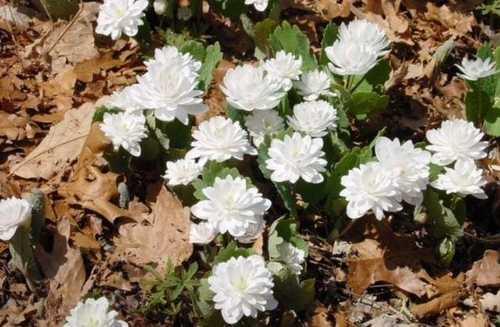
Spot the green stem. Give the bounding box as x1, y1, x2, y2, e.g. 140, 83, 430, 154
350, 75, 366, 93
9, 227, 42, 290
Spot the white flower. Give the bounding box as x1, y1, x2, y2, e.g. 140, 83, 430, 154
325, 40, 379, 76
64, 297, 127, 327
153, 0, 167, 15
263, 51, 303, 91
245, 110, 285, 147
244, 0, 269, 11
164, 159, 204, 186
100, 112, 147, 157
340, 162, 402, 220
266, 132, 327, 184
338, 19, 389, 56
426, 119, 489, 166
0, 197, 32, 241
432, 159, 487, 199
106, 86, 143, 112
287, 100, 337, 138
375, 137, 431, 206
276, 242, 305, 275
294, 69, 333, 101
186, 116, 257, 163
191, 175, 271, 238
221, 64, 285, 112
96, 0, 148, 40
130, 65, 207, 125
144, 46, 201, 77
189, 221, 218, 244
235, 219, 265, 244
456, 57, 497, 81
209, 255, 278, 324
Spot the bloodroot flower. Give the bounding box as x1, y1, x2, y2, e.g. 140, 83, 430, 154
340, 162, 402, 220
426, 119, 488, 166
191, 175, 271, 238
164, 159, 204, 186
186, 116, 257, 163
244, 110, 285, 147
263, 51, 303, 91
456, 57, 497, 81
432, 159, 487, 199
96, 0, 148, 40
375, 137, 431, 206
64, 297, 127, 327
338, 19, 390, 56
100, 112, 147, 157
221, 64, 285, 112
325, 40, 379, 76
0, 197, 32, 241
294, 69, 333, 101
266, 133, 327, 184
209, 255, 278, 324
287, 100, 337, 138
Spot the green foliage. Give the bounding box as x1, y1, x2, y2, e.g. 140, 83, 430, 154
213, 241, 254, 264
479, 0, 500, 16
254, 19, 279, 58
320, 23, 338, 65
356, 60, 391, 94
437, 237, 455, 267
346, 92, 389, 120
269, 22, 317, 71
192, 162, 241, 200
142, 261, 200, 317
464, 45, 500, 136
268, 217, 308, 257
28, 190, 45, 244
273, 267, 315, 312
424, 189, 464, 241
92, 106, 121, 123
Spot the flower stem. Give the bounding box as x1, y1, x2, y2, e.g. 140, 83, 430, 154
9, 227, 42, 291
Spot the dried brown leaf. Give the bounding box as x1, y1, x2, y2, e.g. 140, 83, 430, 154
466, 250, 500, 287
113, 184, 193, 273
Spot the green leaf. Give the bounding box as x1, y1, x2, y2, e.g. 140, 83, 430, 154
273, 268, 315, 312
484, 104, 500, 136
199, 43, 223, 92
92, 106, 121, 123
424, 189, 463, 240
437, 237, 455, 267
320, 23, 338, 65
181, 40, 206, 62
269, 22, 317, 71
346, 92, 389, 120
213, 242, 254, 264
254, 18, 279, 56
268, 217, 308, 257
465, 86, 493, 125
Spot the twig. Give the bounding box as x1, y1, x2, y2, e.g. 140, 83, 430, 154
42, 0, 83, 58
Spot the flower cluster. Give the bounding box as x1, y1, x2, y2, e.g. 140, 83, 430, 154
64, 297, 127, 327
341, 119, 489, 220
325, 19, 389, 76
100, 46, 207, 157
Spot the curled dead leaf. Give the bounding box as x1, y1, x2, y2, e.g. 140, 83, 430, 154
466, 250, 500, 287
113, 184, 193, 274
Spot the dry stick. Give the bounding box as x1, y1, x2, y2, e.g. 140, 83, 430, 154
42, 0, 83, 58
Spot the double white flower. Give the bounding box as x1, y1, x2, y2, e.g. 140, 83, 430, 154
221, 64, 285, 112
191, 175, 271, 238
245, 110, 285, 147
340, 162, 402, 220
325, 19, 389, 76
276, 242, 306, 275
187, 116, 256, 163
96, 0, 148, 40
456, 57, 497, 81
263, 51, 303, 91
0, 197, 32, 241
375, 137, 431, 206
100, 112, 148, 157
432, 159, 487, 199
426, 119, 488, 166
294, 69, 333, 101
64, 297, 127, 327
164, 159, 204, 186
287, 100, 337, 138
266, 132, 327, 184
209, 255, 278, 324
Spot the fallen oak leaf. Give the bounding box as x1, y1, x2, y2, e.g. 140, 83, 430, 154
113, 184, 193, 274
10, 101, 96, 180
466, 250, 500, 287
